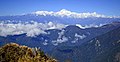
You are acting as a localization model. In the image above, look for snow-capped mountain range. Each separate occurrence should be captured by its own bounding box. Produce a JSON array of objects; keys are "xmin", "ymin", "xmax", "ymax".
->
[
  {"xmin": 0, "ymin": 9, "xmax": 120, "ymax": 25},
  {"xmin": 33, "ymin": 9, "xmax": 119, "ymax": 18}
]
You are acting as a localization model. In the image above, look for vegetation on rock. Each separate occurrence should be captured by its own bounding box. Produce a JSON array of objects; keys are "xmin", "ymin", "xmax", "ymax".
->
[{"xmin": 0, "ymin": 43, "xmax": 57, "ymax": 62}]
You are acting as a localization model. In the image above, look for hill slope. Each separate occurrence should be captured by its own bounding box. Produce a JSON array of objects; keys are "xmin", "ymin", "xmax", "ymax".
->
[{"xmin": 50, "ymin": 26, "xmax": 120, "ymax": 62}]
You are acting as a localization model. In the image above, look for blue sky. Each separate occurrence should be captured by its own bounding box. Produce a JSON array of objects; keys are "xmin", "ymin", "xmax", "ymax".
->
[{"xmin": 0, "ymin": 0, "xmax": 120, "ymax": 16}]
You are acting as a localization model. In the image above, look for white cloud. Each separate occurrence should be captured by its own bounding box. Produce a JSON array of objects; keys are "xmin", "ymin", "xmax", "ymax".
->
[
  {"xmin": 33, "ymin": 9, "xmax": 118, "ymax": 18},
  {"xmin": 71, "ymin": 33, "xmax": 86, "ymax": 43},
  {"xmin": 71, "ymin": 40, "xmax": 76, "ymax": 43},
  {"xmin": 0, "ymin": 21, "xmax": 66, "ymax": 37},
  {"xmin": 76, "ymin": 24, "xmax": 105, "ymax": 29},
  {"xmin": 52, "ymin": 36, "xmax": 68, "ymax": 46},
  {"xmin": 75, "ymin": 33, "xmax": 86, "ymax": 39},
  {"xmin": 52, "ymin": 29, "xmax": 67, "ymax": 45},
  {"xmin": 71, "ymin": 38, "xmax": 79, "ymax": 43},
  {"xmin": 84, "ymin": 24, "xmax": 104, "ymax": 28},
  {"xmin": 58, "ymin": 30, "xmax": 65, "ymax": 38},
  {"xmin": 0, "ymin": 20, "xmax": 106, "ymax": 37},
  {"xmin": 43, "ymin": 40, "xmax": 48, "ymax": 45},
  {"xmin": 76, "ymin": 24, "xmax": 86, "ymax": 29},
  {"xmin": 47, "ymin": 22, "xmax": 65, "ymax": 30}
]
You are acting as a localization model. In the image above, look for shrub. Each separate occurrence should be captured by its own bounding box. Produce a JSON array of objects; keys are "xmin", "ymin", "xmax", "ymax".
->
[{"xmin": 0, "ymin": 43, "xmax": 57, "ymax": 62}]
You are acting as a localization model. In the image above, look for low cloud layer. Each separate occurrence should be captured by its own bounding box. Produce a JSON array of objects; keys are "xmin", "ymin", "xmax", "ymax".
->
[
  {"xmin": 0, "ymin": 21, "xmax": 105, "ymax": 37},
  {"xmin": 0, "ymin": 21, "xmax": 66, "ymax": 37}
]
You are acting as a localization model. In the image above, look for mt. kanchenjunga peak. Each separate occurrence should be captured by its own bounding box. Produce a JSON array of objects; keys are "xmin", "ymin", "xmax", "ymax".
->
[{"xmin": 32, "ymin": 9, "xmax": 115, "ymax": 18}]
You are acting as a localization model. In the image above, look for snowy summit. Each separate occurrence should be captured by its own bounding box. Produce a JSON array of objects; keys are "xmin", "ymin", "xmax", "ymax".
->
[{"xmin": 33, "ymin": 9, "xmax": 116, "ymax": 18}]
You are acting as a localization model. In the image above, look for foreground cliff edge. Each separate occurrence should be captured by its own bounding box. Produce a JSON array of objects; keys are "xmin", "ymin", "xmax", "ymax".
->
[{"xmin": 0, "ymin": 43, "xmax": 57, "ymax": 62}]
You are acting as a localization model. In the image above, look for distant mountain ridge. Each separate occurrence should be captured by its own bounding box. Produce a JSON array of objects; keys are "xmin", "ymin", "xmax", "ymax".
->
[
  {"xmin": 0, "ymin": 9, "xmax": 120, "ymax": 25},
  {"xmin": 32, "ymin": 9, "xmax": 109, "ymax": 18},
  {"xmin": 50, "ymin": 22, "xmax": 120, "ymax": 62}
]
